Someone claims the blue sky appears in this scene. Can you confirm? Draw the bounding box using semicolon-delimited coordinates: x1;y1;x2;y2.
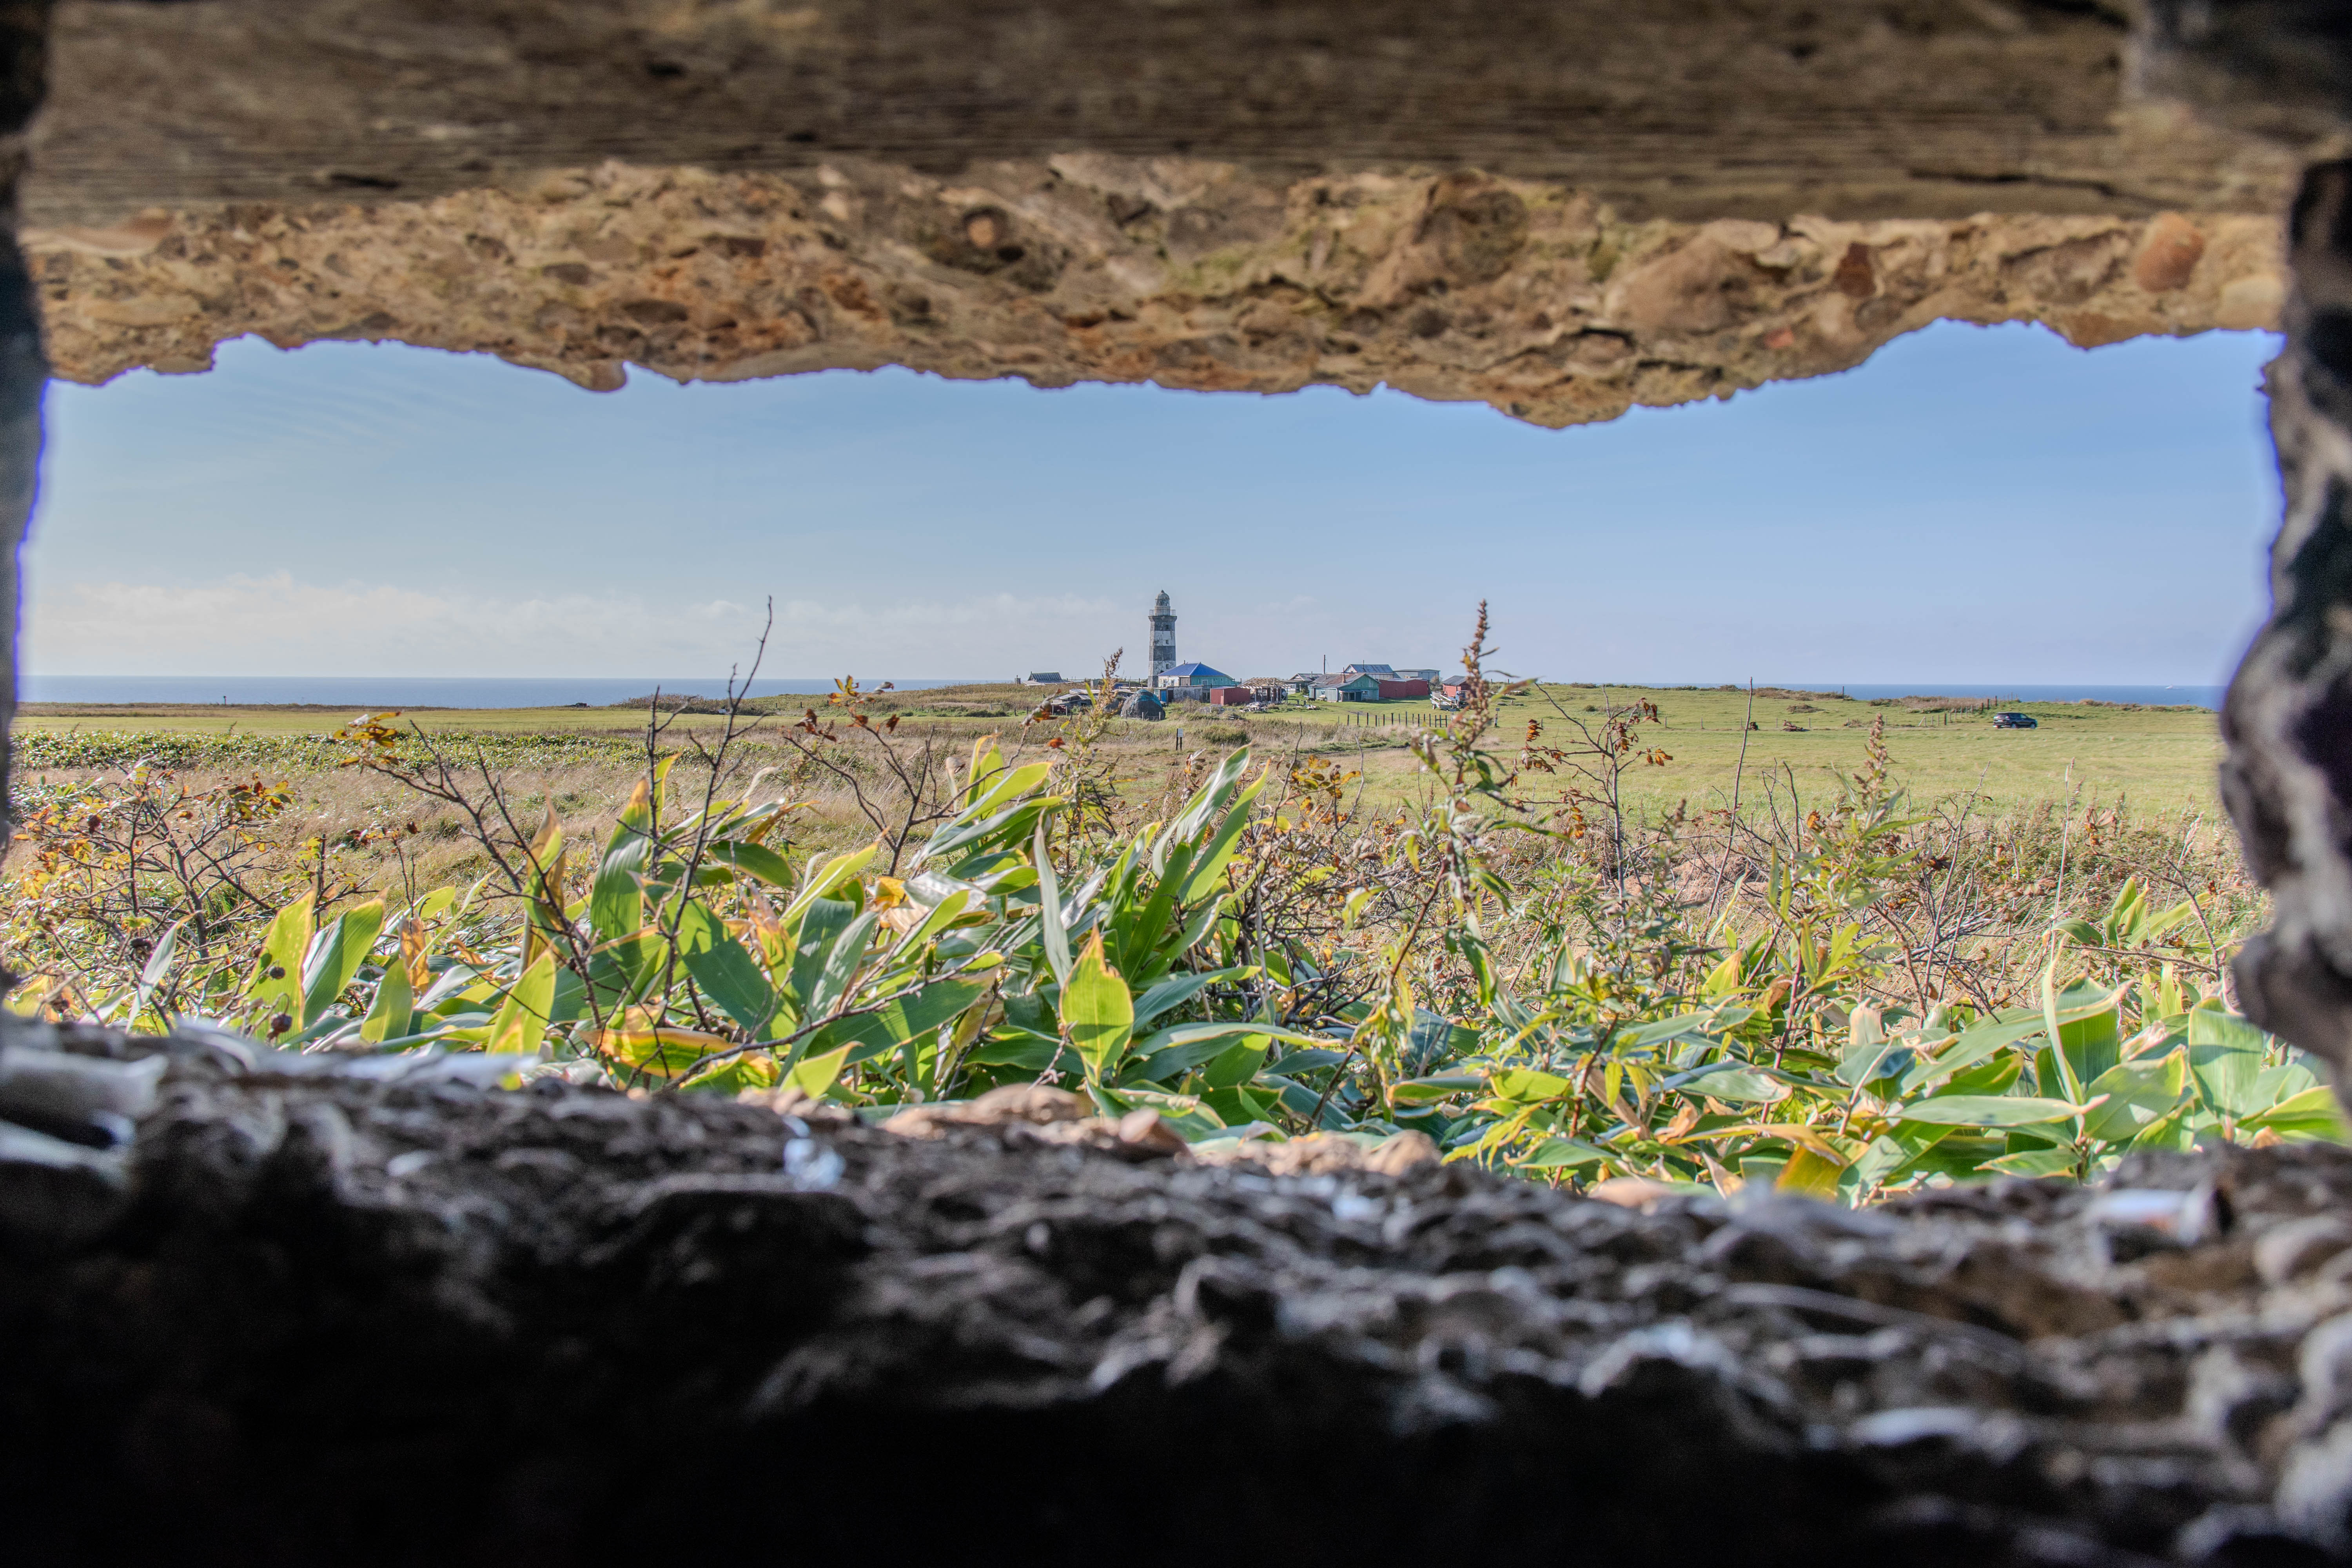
25;320;2283;685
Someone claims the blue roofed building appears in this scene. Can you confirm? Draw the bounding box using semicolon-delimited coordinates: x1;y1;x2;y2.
1154;660;1236;698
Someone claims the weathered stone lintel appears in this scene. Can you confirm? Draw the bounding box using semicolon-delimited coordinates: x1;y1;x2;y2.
22;0;2303;230
33;160;2285;428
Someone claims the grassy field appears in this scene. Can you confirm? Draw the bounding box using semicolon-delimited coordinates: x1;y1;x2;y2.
4;679;2276;1208
5;682;2258;1049
1482;685;2226;816
15;702;698;737
13;681;2227;828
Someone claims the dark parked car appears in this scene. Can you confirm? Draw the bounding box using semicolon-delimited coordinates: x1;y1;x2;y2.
1993;711;2038;729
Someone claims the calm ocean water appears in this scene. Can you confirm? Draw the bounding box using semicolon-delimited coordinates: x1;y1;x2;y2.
20;676;971;708
20;676;2230;711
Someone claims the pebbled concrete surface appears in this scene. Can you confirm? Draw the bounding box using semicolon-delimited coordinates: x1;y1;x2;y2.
29;160;2285;426
6;1022;2352;1564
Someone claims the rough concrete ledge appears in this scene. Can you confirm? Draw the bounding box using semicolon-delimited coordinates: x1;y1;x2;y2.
26;0;2300;228
21;3;2302;419
31;160;2286;427
6;1020;2352;1565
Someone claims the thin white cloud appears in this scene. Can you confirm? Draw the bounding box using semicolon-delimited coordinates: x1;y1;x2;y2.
24;572;1126;678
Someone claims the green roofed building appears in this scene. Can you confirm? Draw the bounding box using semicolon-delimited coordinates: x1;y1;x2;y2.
1310;673;1383;702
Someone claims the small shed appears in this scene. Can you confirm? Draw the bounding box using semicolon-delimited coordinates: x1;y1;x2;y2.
1376;678;1431;701
1313;673;1382;702
1208;686;1254;706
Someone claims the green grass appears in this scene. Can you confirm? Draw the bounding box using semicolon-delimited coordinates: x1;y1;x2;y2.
1484;685;2226;817
15;702;687;737
13;681;2227;817
1157;684;2225;817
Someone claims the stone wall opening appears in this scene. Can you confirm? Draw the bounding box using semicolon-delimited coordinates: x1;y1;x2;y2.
11;4;2352;1564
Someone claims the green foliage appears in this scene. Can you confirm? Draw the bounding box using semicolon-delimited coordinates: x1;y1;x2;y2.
1405;963;2334;1199
5;620;2330;1202
16;729;637;773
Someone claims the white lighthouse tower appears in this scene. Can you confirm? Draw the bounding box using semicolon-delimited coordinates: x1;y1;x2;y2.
1149;590;1177;680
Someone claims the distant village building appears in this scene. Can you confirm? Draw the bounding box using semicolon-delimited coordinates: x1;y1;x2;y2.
1017;672;1064;686
1122;597;1434;710
1298;662;1438;702
1310;673;1383;702
1149;590;1178;680
1154;661;1236;699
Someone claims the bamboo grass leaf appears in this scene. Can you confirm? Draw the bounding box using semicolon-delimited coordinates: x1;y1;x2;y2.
246;893;316;1027
301;900;385;1026
1063;932;1135;1084
485;953;558;1057
676;899;779;1036
1034;818;1072;987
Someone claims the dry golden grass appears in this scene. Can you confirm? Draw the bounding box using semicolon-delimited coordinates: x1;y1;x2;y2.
9;680;2227;909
